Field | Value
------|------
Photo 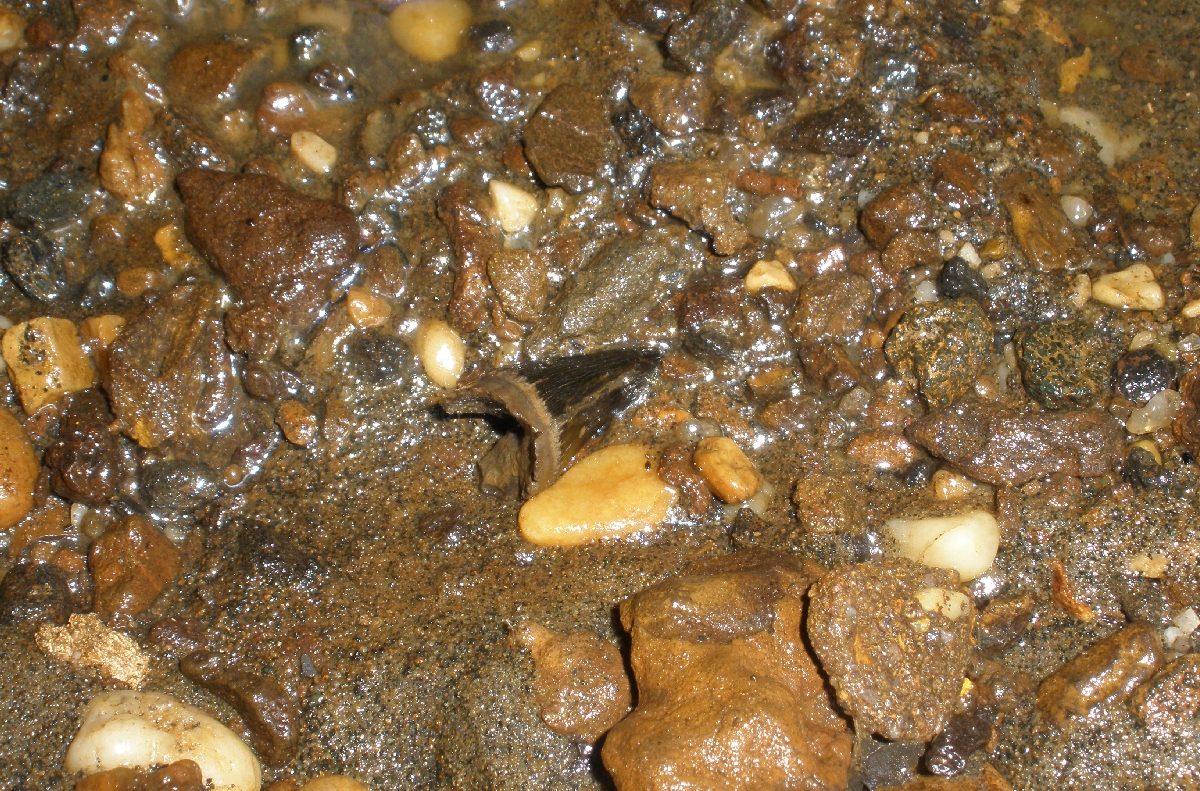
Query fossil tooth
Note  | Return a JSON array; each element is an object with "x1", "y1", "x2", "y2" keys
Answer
[{"x1": 441, "y1": 347, "x2": 662, "y2": 497}]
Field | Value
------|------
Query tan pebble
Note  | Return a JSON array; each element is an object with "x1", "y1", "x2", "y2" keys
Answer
[
  {"x1": 844, "y1": 431, "x2": 920, "y2": 471},
  {"x1": 1128, "y1": 552, "x2": 1169, "y2": 578},
  {"x1": 416, "y1": 319, "x2": 465, "y2": 388},
  {"x1": 488, "y1": 180, "x2": 540, "y2": 234},
  {"x1": 744, "y1": 259, "x2": 796, "y2": 293},
  {"x1": 346, "y1": 287, "x2": 391, "y2": 329},
  {"x1": 1180, "y1": 298, "x2": 1200, "y2": 320},
  {"x1": 36, "y1": 613, "x2": 149, "y2": 688},
  {"x1": 153, "y1": 224, "x2": 198, "y2": 270},
  {"x1": 519, "y1": 443, "x2": 677, "y2": 547},
  {"x1": 0, "y1": 8, "x2": 24, "y2": 53},
  {"x1": 277, "y1": 400, "x2": 319, "y2": 447},
  {"x1": 291, "y1": 130, "x2": 338, "y2": 174},
  {"x1": 389, "y1": 0, "x2": 471, "y2": 62},
  {"x1": 931, "y1": 469, "x2": 979, "y2": 501},
  {"x1": 692, "y1": 436, "x2": 762, "y2": 503},
  {"x1": 0, "y1": 408, "x2": 38, "y2": 529},
  {"x1": 300, "y1": 777, "x2": 371, "y2": 791},
  {"x1": 1092, "y1": 264, "x2": 1164, "y2": 311},
  {"x1": 2, "y1": 317, "x2": 98, "y2": 414},
  {"x1": 79, "y1": 314, "x2": 126, "y2": 352},
  {"x1": 115, "y1": 266, "x2": 165, "y2": 298}
]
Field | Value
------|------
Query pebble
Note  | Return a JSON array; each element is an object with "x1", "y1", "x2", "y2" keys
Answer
[
  {"x1": 345, "y1": 286, "x2": 391, "y2": 329},
  {"x1": 290, "y1": 130, "x2": 337, "y2": 174},
  {"x1": 937, "y1": 257, "x2": 988, "y2": 302},
  {"x1": 36, "y1": 612, "x2": 149, "y2": 688},
  {"x1": 2, "y1": 317, "x2": 98, "y2": 414},
  {"x1": 883, "y1": 509, "x2": 1000, "y2": 581},
  {"x1": 90, "y1": 516, "x2": 182, "y2": 622},
  {"x1": 1059, "y1": 195, "x2": 1093, "y2": 227},
  {"x1": 1035, "y1": 622, "x2": 1162, "y2": 731},
  {"x1": 884, "y1": 298, "x2": 994, "y2": 408},
  {"x1": 518, "y1": 443, "x2": 677, "y2": 547},
  {"x1": 1125, "y1": 388, "x2": 1180, "y2": 434},
  {"x1": 488, "y1": 179, "x2": 539, "y2": 234},
  {"x1": 65, "y1": 690, "x2": 262, "y2": 791},
  {"x1": 743, "y1": 259, "x2": 796, "y2": 293},
  {"x1": 0, "y1": 407, "x2": 37, "y2": 528},
  {"x1": 1114, "y1": 347, "x2": 1176, "y2": 405},
  {"x1": 1091, "y1": 263, "x2": 1164, "y2": 311},
  {"x1": 0, "y1": 8, "x2": 23, "y2": 53},
  {"x1": 845, "y1": 430, "x2": 921, "y2": 471},
  {"x1": 931, "y1": 469, "x2": 979, "y2": 501},
  {"x1": 692, "y1": 436, "x2": 761, "y2": 503},
  {"x1": 415, "y1": 318, "x2": 465, "y2": 388},
  {"x1": 1132, "y1": 654, "x2": 1200, "y2": 730},
  {"x1": 1016, "y1": 320, "x2": 1111, "y2": 408},
  {"x1": 389, "y1": 0, "x2": 471, "y2": 62},
  {"x1": 276, "y1": 400, "x2": 319, "y2": 447}
]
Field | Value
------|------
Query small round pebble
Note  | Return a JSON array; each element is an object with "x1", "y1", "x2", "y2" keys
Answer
[{"x1": 692, "y1": 436, "x2": 761, "y2": 503}]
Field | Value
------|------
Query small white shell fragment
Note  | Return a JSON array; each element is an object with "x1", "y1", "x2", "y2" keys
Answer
[
  {"x1": 1091, "y1": 264, "x2": 1164, "y2": 311},
  {"x1": 915, "y1": 587, "x2": 972, "y2": 621},
  {"x1": 415, "y1": 319, "x2": 465, "y2": 389},
  {"x1": 388, "y1": 0, "x2": 471, "y2": 63},
  {"x1": 1172, "y1": 607, "x2": 1200, "y2": 637},
  {"x1": 518, "y1": 443, "x2": 677, "y2": 547},
  {"x1": 957, "y1": 242, "x2": 981, "y2": 267},
  {"x1": 1059, "y1": 195, "x2": 1093, "y2": 227},
  {"x1": 488, "y1": 180, "x2": 539, "y2": 234},
  {"x1": 744, "y1": 259, "x2": 796, "y2": 293},
  {"x1": 64, "y1": 690, "x2": 262, "y2": 791},
  {"x1": 290, "y1": 130, "x2": 337, "y2": 175},
  {"x1": 883, "y1": 509, "x2": 1000, "y2": 581},
  {"x1": 301, "y1": 776, "x2": 371, "y2": 791},
  {"x1": 1126, "y1": 389, "x2": 1181, "y2": 434}
]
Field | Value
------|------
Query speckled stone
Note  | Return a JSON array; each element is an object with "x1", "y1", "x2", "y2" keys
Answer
[
  {"x1": 884, "y1": 298, "x2": 993, "y2": 408},
  {"x1": 1017, "y1": 321, "x2": 1113, "y2": 409}
]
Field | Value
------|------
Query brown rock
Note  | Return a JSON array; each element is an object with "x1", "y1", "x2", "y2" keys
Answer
[
  {"x1": 923, "y1": 89, "x2": 989, "y2": 125},
  {"x1": 658, "y1": 442, "x2": 712, "y2": 518},
  {"x1": 1131, "y1": 653, "x2": 1200, "y2": 730},
  {"x1": 1173, "y1": 368, "x2": 1200, "y2": 454},
  {"x1": 89, "y1": 516, "x2": 181, "y2": 623},
  {"x1": 276, "y1": 400, "x2": 318, "y2": 447},
  {"x1": 933, "y1": 151, "x2": 984, "y2": 213},
  {"x1": 1036, "y1": 622, "x2": 1162, "y2": 730},
  {"x1": 522, "y1": 85, "x2": 617, "y2": 193},
  {"x1": 792, "y1": 273, "x2": 873, "y2": 346},
  {"x1": 177, "y1": 169, "x2": 358, "y2": 359},
  {"x1": 846, "y1": 431, "x2": 921, "y2": 471},
  {"x1": 907, "y1": 400, "x2": 1125, "y2": 486},
  {"x1": 438, "y1": 182, "x2": 499, "y2": 333},
  {"x1": 882, "y1": 230, "x2": 940, "y2": 274},
  {"x1": 180, "y1": 650, "x2": 300, "y2": 766},
  {"x1": 43, "y1": 390, "x2": 120, "y2": 506},
  {"x1": 808, "y1": 560, "x2": 975, "y2": 741},
  {"x1": 487, "y1": 249, "x2": 547, "y2": 323},
  {"x1": 514, "y1": 623, "x2": 631, "y2": 743},
  {"x1": 783, "y1": 100, "x2": 877, "y2": 157},
  {"x1": 74, "y1": 760, "x2": 205, "y2": 791},
  {"x1": 0, "y1": 407, "x2": 38, "y2": 530},
  {"x1": 649, "y1": 161, "x2": 748, "y2": 255},
  {"x1": 602, "y1": 552, "x2": 852, "y2": 791},
  {"x1": 629, "y1": 72, "x2": 712, "y2": 137},
  {"x1": 884, "y1": 299, "x2": 993, "y2": 409},
  {"x1": 104, "y1": 281, "x2": 256, "y2": 465},
  {"x1": 1002, "y1": 175, "x2": 1082, "y2": 271},
  {"x1": 861, "y1": 182, "x2": 931, "y2": 247},
  {"x1": 166, "y1": 40, "x2": 257, "y2": 111},
  {"x1": 792, "y1": 472, "x2": 863, "y2": 534}
]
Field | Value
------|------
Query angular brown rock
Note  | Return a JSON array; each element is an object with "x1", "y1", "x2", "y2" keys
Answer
[{"x1": 89, "y1": 516, "x2": 181, "y2": 623}]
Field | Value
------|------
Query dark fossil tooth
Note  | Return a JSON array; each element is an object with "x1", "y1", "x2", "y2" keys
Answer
[{"x1": 440, "y1": 347, "x2": 662, "y2": 497}]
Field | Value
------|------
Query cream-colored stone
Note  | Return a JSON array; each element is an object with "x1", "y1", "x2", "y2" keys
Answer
[
  {"x1": 884, "y1": 509, "x2": 1000, "y2": 581},
  {"x1": 3, "y1": 317, "x2": 98, "y2": 414},
  {"x1": 65, "y1": 690, "x2": 261, "y2": 791},
  {"x1": 0, "y1": 407, "x2": 37, "y2": 529},
  {"x1": 346, "y1": 287, "x2": 391, "y2": 329},
  {"x1": 291, "y1": 130, "x2": 338, "y2": 174},
  {"x1": 415, "y1": 319, "x2": 465, "y2": 388},
  {"x1": 744, "y1": 259, "x2": 796, "y2": 293},
  {"x1": 488, "y1": 180, "x2": 540, "y2": 234},
  {"x1": 1092, "y1": 263, "x2": 1164, "y2": 311},
  {"x1": 519, "y1": 444, "x2": 677, "y2": 547}
]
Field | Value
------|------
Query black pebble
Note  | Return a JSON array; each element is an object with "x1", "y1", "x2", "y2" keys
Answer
[
  {"x1": 1115, "y1": 348, "x2": 1176, "y2": 405},
  {"x1": 937, "y1": 257, "x2": 988, "y2": 301}
]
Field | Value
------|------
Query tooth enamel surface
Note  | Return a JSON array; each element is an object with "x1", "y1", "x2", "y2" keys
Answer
[
  {"x1": 64, "y1": 690, "x2": 261, "y2": 791},
  {"x1": 883, "y1": 509, "x2": 1000, "y2": 581},
  {"x1": 518, "y1": 443, "x2": 677, "y2": 547}
]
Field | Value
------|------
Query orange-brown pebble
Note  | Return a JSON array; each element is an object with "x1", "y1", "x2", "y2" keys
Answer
[
  {"x1": 277, "y1": 400, "x2": 319, "y2": 447},
  {"x1": 0, "y1": 408, "x2": 38, "y2": 529},
  {"x1": 845, "y1": 430, "x2": 921, "y2": 471},
  {"x1": 2, "y1": 317, "x2": 98, "y2": 414},
  {"x1": 515, "y1": 622, "x2": 631, "y2": 743},
  {"x1": 115, "y1": 266, "x2": 165, "y2": 298},
  {"x1": 79, "y1": 314, "x2": 126, "y2": 352},
  {"x1": 692, "y1": 436, "x2": 762, "y2": 503},
  {"x1": 932, "y1": 469, "x2": 979, "y2": 501},
  {"x1": 346, "y1": 287, "x2": 391, "y2": 329}
]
